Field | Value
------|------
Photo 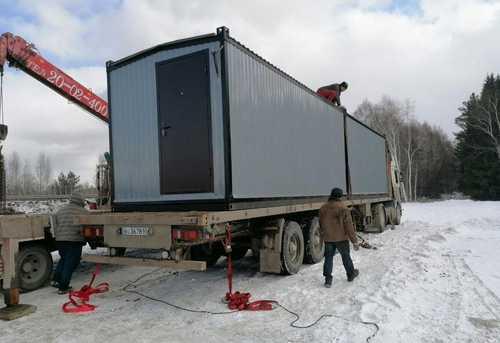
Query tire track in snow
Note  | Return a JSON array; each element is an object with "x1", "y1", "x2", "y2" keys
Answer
[{"x1": 356, "y1": 221, "x2": 473, "y2": 342}]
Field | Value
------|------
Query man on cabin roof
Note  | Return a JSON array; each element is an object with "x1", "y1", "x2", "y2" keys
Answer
[{"x1": 317, "y1": 81, "x2": 348, "y2": 107}]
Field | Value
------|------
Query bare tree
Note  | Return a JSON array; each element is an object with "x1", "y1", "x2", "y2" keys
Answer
[
  {"x1": 403, "y1": 118, "x2": 421, "y2": 201},
  {"x1": 6, "y1": 151, "x2": 21, "y2": 195},
  {"x1": 402, "y1": 100, "x2": 420, "y2": 200},
  {"x1": 44, "y1": 156, "x2": 52, "y2": 191},
  {"x1": 35, "y1": 153, "x2": 43, "y2": 193},
  {"x1": 35, "y1": 152, "x2": 52, "y2": 193},
  {"x1": 21, "y1": 159, "x2": 35, "y2": 195}
]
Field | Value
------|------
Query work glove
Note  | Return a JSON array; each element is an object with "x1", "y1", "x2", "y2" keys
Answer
[{"x1": 353, "y1": 243, "x2": 360, "y2": 251}]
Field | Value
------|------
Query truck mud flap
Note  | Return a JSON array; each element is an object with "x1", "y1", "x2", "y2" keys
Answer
[{"x1": 259, "y1": 250, "x2": 281, "y2": 274}]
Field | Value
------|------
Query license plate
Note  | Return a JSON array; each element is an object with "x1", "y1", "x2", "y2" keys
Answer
[{"x1": 120, "y1": 226, "x2": 152, "y2": 236}]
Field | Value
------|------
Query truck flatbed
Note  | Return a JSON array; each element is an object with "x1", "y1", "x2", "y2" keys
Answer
[{"x1": 76, "y1": 197, "x2": 393, "y2": 227}]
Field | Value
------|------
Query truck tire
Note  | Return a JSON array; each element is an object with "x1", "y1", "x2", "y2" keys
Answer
[
  {"x1": 16, "y1": 244, "x2": 53, "y2": 292},
  {"x1": 374, "y1": 204, "x2": 386, "y2": 233},
  {"x1": 304, "y1": 217, "x2": 324, "y2": 264},
  {"x1": 191, "y1": 243, "x2": 222, "y2": 267},
  {"x1": 281, "y1": 221, "x2": 304, "y2": 275},
  {"x1": 393, "y1": 203, "x2": 402, "y2": 225}
]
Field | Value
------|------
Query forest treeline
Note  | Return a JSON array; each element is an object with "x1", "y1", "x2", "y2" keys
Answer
[
  {"x1": 5, "y1": 151, "x2": 94, "y2": 195},
  {"x1": 355, "y1": 74, "x2": 500, "y2": 201}
]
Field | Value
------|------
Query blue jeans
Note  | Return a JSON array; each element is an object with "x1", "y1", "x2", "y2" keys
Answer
[
  {"x1": 53, "y1": 242, "x2": 83, "y2": 290},
  {"x1": 323, "y1": 241, "x2": 355, "y2": 283}
]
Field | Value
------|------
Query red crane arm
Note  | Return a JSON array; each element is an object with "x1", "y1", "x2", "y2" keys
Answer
[{"x1": 0, "y1": 32, "x2": 108, "y2": 123}]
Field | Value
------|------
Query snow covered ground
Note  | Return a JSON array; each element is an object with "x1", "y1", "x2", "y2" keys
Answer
[
  {"x1": 1, "y1": 200, "x2": 499, "y2": 342},
  {"x1": 6, "y1": 200, "x2": 68, "y2": 214}
]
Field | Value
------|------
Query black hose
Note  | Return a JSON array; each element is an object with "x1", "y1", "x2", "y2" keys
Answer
[
  {"x1": 122, "y1": 268, "x2": 235, "y2": 315},
  {"x1": 120, "y1": 269, "x2": 380, "y2": 342}
]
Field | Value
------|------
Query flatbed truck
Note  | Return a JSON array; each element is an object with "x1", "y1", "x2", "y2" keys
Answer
[{"x1": 1, "y1": 27, "x2": 403, "y2": 313}]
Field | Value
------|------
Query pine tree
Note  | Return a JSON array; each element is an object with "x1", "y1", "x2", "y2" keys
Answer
[
  {"x1": 455, "y1": 74, "x2": 500, "y2": 199},
  {"x1": 51, "y1": 171, "x2": 81, "y2": 194},
  {"x1": 66, "y1": 171, "x2": 80, "y2": 194}
]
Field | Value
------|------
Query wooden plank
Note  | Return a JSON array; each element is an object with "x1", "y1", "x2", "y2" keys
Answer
[
  {"x1": 82, "y1": 255, "x2": 207, "y2": 271},
  {"x1": 0, "y1": 304, "x2": 37, "y2": 321}
]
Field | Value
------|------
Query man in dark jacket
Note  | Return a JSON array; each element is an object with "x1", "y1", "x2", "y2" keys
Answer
[
  {"x1": 319, "y1": 188, "x2": 359, "y2": 288},
  {"x1": 52, "y1": 193, "x2": 87, "y2": 294},
  {"x1": 317, "y1": 81, "x2": 348, "y2": 107}
]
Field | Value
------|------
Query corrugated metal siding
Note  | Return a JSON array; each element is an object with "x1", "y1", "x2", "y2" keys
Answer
[
  {"x1": 346, "y1": 117, "x2": 389, "y2": 194},
  {"x1": 109, "y1": 42, "x2": 225, "y2": 203},
  {"x1": 226, "y1": 42, "x2": 346, "y2": 198}
]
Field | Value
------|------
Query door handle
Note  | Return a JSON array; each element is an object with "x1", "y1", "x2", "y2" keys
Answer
[{"x1": 160, "y1": 126, "x2": 171, "y2": 137}]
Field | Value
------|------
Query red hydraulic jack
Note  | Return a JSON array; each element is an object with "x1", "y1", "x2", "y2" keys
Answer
[
  {"x1": 223, "y1": 225, "x2": 274, "y2": 311},
  {"x1": 62, "y1": 264, "x2": 109, "y2": 314}
]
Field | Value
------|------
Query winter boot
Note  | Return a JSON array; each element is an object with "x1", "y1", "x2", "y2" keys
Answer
[
  {"x1": 57, "y1": 286, "x2": 73, "y2": 295},
  {"x1": 325, "y1": 277, "x2": 332, "y2": 288},
  {"x1": 347, "y1": 269, "x2": 359, "y2": 282}
]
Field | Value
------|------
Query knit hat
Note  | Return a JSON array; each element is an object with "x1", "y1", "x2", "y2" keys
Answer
[
  {"x1": 329, "y1": 188, "x2": 343, "y2": 200},
  {"x1": 70, "y1": 193, "x2": 85, "y2": 207}
]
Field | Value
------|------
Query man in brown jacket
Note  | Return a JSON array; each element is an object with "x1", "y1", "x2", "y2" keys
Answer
[{"x1": 319, "y1": 188, "x2": 359, "y2": 288}]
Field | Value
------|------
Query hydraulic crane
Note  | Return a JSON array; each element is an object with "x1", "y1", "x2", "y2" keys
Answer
[
  {"x1": 0, "y1": 32, "x2": 109, "y2": 122},
  {"x1": 0, "y1": 32, "x2": 110, "y2": 210}
]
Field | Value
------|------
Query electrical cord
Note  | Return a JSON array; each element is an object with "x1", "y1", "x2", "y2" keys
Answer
[
  {"x1": 120, "y1": 269, "x2": 380, "y2": 342},
  {"x1": 273, "y1": 302, "x2": 379, "y2": 342},
  {"x1": 122, "y1": 268, "x2": 236, "y2": 315}
]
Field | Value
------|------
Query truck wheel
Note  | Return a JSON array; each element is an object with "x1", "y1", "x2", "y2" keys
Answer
[
  {"x1": 304, "y1": 217, "x2": 324, "y2": 264},
  {"x1": 393, "y1": 204, "x2": 402, "y2": 225},
  {"x1": 191, "y1": 243, "x2": 222, "y2": 267},
  {"x1": 16, "y1": 244, "x2": 53, "y2": 292},
  {"x1": 374, "y1": 204, "x2": 386, "y2": 232},
  {"x1": 281, "y1": 221, "x2": 304, "y2": 275}
]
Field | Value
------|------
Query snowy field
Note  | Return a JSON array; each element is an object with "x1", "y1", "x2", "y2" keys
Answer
[{"x1": 1, "y1": 200, "x2": 500, "y2": 342}]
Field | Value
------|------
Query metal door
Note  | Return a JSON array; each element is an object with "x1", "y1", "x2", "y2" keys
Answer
[{"x1": 156, "y1": 50, "x2": 213, "y2": 194}]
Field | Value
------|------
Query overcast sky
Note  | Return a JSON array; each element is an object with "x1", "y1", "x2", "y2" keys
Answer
[{"x1": 1, "y1": 0, "x2": 500, "y2": 183}]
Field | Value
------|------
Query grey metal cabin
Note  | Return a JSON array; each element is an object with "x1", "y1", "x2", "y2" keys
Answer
[{"x1": 107, "y1": 27, "x2": 389, "y2": 211}]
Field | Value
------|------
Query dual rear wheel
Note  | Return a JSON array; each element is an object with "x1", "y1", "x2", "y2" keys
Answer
[{"x1": 281, "y1": 218, "x2": 324, "y2": 275}]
